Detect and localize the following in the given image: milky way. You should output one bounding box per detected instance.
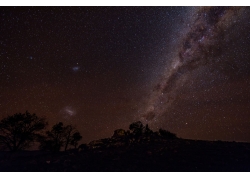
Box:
[141,7,245,123]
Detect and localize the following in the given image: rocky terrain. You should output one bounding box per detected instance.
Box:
[1,137,250,172]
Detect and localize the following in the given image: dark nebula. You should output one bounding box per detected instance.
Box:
[1,7,250,144]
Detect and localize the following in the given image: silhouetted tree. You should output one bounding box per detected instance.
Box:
[144,124,153,136]
[40,122,65,151]
[64,125,74,151]
[129,121,144,136]
[70,132,82,149]
[39,122,82,151]
[0,111,47,151]
[159,128,177,139]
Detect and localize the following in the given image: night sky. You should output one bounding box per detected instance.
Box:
[1,6,250,144]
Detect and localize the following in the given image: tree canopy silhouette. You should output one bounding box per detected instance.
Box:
[129,121,144,136]
[70,132,82,149]
[40,122,65,152]
[0,111,47,151]
[65,125,82,151]
[85,121,177,151]
[129,121,154,137]
[39,122,82,151]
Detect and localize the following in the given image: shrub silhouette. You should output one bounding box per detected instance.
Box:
[0,111,47,151]
[112,129,127,138]
[78,143,88,151]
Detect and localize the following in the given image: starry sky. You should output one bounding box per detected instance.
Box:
[1,6,250,144]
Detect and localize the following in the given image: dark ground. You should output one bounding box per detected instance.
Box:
[1,139,250,172]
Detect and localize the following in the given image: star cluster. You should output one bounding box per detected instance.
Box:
[0,7,250,144]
